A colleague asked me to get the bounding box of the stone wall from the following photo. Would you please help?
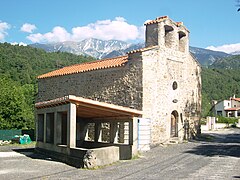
[142,17,201,144]
[37,16,201,146]
[141,47,201,144]
[37,58,143,110]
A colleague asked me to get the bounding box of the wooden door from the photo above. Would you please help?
[171,111,178,137]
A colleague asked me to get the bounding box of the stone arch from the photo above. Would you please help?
[178,31,187,52]
[164,25,174,48]
[170,110,179,137]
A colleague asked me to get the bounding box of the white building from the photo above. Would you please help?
[212,97,240,117]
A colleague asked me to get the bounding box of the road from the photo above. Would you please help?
[0,128,240,179]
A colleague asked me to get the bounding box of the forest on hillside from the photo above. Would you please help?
[0,43,95,129]
[201,67,240,116]
[0,42,240,129]
[201,54,240,116]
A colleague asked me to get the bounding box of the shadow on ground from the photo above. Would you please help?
[185,144,240,157]
[13,147,67,164]
[185,128,240,158]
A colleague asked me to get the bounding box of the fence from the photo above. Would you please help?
[0,129,35,141]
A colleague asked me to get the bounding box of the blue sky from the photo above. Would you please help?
[0,0,239,53]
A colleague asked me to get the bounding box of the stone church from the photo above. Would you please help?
[35,16,201,167]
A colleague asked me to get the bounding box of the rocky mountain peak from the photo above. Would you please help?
[30,38,230,66]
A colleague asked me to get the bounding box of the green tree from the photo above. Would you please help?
[0,76,33,129]
[0,42,95,129]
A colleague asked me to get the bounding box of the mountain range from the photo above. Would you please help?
[30,38,231,66]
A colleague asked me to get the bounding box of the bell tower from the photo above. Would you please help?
[144,16,189,53]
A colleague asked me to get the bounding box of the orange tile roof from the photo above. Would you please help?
[225,107,240,111]
[144,16,169,25]
[37,55,128,79]
[144,16,189,32]
[127,45,158,54]
[231,98,240,102]
[176,22,184,27]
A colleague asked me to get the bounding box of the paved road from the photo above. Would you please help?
[0,128,240,179]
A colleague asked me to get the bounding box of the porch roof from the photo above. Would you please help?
[35,95,142,118]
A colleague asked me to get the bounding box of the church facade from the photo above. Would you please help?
[35,16,201,167]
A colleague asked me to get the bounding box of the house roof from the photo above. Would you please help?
[225,107,240,111]
[37,55,128,79]
[127,45,158,54]
[35,95,142,118]
[144,16,189,32]
[231,98,240,102]
[144,16,169,25]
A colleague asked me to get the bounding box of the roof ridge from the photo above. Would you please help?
[37,55,128,79]
[127,45,158,54]
[66,55,128,68]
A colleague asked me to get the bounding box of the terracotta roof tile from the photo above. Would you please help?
[225,107,240,111]
[231,98,240,102]
[144,16,168,25]
[176,22,184,26]
[127,45,158,54]
[37,55,128,79]
[144,16,189,32]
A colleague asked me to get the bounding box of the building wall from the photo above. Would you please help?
[37,59,143,110]
[142,18,201,144]
[214,100,231,117]
[37,17,201,145]
[231,99,240,108]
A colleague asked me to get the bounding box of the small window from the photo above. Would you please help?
[172,81,178,90]
[164,25,174,48]
[178,31,186,52]
[217,111,222,116]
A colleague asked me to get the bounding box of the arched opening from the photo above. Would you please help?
[164,25,174,48]
[178,31,187,52]
[171,110,179,137]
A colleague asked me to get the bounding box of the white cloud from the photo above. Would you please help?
[11,42,27,46]
[20,23,37,33]
[71,17,142,41]
[0,21,10,41]
[27,26,71,43]
[206,43,240,54]
[27,17,145,43]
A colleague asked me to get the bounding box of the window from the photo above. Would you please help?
[178,31,186,52]
[217,111,222,116]
[172,81,178,90]
[164,25,174,48]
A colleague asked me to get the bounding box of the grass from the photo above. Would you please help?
[7,141,36,147]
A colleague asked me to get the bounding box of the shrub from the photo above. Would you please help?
[216,116,238,124]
